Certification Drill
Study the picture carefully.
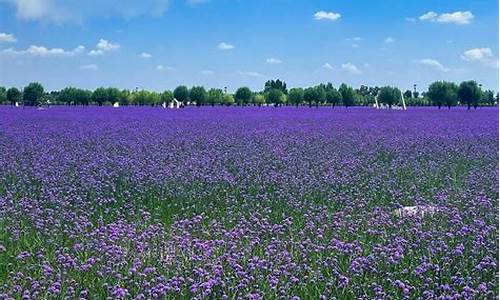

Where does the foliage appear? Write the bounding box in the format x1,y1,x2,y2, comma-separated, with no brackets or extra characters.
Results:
264,79,287,94
6,87,22,105
23,82,44,106
189,86,207,106
207,88,224,106
265,88,285,106
174,86,190,104
378,86,402,108
288,88,304,106
458,80,482,109
339,83,355,107
234,87,252,105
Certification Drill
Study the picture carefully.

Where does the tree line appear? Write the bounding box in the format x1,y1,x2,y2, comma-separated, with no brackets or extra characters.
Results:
0,79,497,109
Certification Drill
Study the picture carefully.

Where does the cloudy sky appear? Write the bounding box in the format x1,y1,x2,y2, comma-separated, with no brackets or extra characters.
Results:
0,0,498,92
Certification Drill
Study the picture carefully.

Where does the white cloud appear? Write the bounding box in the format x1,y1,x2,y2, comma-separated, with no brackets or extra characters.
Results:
0,32,17,43
3,44,84,57
419,11,438,21
322,63,334,70
384,37,395,44
88,39,120,56
238,71,264,77
461,48,498,68
156,64,173,71
415,58,449,72
341,62,361,74
314,11,341,21
96,38,120,51
4,0,170,24
140,52,152,58
80,64,98,70
266,57,282,64
88,49,104,56
217,42,234,50
200,70,214,75
419,11,474,25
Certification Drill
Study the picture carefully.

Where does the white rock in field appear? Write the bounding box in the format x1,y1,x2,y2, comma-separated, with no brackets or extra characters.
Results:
393,205,440,218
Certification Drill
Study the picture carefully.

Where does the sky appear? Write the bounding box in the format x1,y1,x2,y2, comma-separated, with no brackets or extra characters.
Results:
0,0,498,93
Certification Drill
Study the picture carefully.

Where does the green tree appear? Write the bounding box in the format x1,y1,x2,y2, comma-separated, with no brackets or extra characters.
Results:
403,90,412,100
457,80,481,109
253,94,266,106
303,87,318,107
427,81,458,109
0,87,6,104
23,82,44,106
160,90,174,105
207,88,223,106
92,87,108,105
264,79,287,94
325,88,342,108
265,89,285,106
339,83,355,107
7,87,22,105
223,93,235,106
378,86,402,108
315,85,326,107
189,86,207,106
174,85,189,105
481,90,495,106
119,90,131,105
288,88,304,107
234,87,252,106
106,88,122,105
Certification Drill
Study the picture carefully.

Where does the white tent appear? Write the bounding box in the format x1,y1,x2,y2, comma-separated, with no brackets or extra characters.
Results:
168,98,181,109
374,90,407,110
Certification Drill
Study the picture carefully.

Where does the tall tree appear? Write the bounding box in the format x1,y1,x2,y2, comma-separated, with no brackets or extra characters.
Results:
427,81,458,109
265,89,284,106
482,90,495,106
160,90,174,105
0,87,6,104
174,85,190,104
252,94,266,106
7,87,22,105
315,85,326,107
223,93,235,106
378,86,402,108
207,88,223,106
457,80,482,109
234,87,252,106
264,79,287,94
288,88,304,107
92,87,108,106
325,88,342,108
303,87,318,107
189,86,207,106
23,82,44,106
106,88,122,105
339,83,355,107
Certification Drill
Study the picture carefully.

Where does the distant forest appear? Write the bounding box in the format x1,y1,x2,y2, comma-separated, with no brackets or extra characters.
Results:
1,79,498,109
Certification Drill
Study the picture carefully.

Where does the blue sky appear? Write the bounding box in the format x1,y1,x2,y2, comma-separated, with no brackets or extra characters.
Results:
0,0,498,92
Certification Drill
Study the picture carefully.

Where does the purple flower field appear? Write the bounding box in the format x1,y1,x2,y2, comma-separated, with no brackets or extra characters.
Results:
0,106,498,299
